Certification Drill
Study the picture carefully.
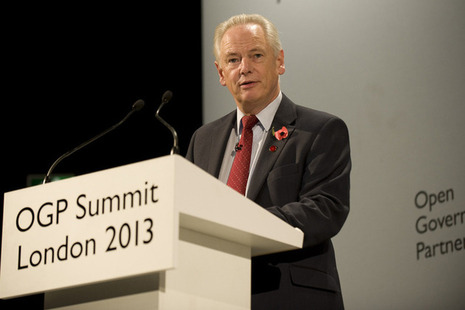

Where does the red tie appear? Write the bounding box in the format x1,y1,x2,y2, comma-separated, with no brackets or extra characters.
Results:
227,115,258,195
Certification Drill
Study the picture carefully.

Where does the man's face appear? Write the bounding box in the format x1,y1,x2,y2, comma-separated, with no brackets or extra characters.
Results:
215,24,285,115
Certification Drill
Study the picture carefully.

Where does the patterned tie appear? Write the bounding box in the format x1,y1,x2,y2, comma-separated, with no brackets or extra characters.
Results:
227,115,258,195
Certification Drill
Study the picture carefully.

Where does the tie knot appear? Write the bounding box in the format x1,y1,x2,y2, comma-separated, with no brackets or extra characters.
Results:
242,115,258,130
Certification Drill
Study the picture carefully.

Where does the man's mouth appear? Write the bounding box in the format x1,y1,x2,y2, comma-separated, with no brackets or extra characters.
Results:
240,81,257,88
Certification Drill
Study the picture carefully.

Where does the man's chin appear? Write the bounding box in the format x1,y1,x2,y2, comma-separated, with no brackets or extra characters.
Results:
236,97,270,115
238,91,261,104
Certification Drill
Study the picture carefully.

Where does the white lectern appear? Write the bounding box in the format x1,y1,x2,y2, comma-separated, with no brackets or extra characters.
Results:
0,155,303,309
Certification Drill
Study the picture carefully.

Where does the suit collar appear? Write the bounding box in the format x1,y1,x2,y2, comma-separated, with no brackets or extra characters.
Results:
270,93,297,128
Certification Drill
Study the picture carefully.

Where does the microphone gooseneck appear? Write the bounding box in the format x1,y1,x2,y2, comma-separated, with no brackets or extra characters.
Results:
155,90,179,155
43,99,145,184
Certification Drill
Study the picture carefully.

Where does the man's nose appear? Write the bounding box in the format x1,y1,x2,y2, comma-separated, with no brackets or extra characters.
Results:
240,57,252,75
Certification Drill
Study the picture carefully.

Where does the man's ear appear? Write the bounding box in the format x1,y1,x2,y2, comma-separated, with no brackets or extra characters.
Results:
277,50,285,75
215,61,227,86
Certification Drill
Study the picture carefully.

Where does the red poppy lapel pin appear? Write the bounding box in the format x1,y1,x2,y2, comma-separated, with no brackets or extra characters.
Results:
271,126,288,141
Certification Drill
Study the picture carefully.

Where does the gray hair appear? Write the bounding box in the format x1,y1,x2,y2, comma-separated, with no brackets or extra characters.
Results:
213,14,282,62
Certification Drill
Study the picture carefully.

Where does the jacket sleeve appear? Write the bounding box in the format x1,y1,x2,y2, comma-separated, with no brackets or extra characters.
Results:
266,117,351,248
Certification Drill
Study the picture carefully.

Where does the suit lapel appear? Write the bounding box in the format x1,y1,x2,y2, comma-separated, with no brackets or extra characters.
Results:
247,94,297,201
207,110,236,177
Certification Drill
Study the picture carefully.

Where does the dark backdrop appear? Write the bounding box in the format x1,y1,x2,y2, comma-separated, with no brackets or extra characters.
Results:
1,2,202,308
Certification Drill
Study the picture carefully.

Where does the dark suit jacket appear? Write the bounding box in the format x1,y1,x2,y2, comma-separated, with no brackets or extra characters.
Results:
186,94,351,310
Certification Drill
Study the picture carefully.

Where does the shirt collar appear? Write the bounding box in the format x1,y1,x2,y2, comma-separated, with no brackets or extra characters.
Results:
236,91,283,134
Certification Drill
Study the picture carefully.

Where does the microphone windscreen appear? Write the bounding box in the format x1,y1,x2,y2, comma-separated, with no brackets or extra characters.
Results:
132,99,145,111
162,90,173,103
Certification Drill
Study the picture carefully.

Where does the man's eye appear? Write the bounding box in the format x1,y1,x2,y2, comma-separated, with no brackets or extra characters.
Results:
254,54,263,59
228,58,239,64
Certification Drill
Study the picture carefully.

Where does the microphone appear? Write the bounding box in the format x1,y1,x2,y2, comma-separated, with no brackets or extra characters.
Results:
155,90,180,155
43,99,145,184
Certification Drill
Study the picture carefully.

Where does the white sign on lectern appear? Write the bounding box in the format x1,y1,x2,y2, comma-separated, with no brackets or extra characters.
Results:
1,156,179,298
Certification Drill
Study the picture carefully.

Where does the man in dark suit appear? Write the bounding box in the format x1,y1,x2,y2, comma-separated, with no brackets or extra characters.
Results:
186,14,350,310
